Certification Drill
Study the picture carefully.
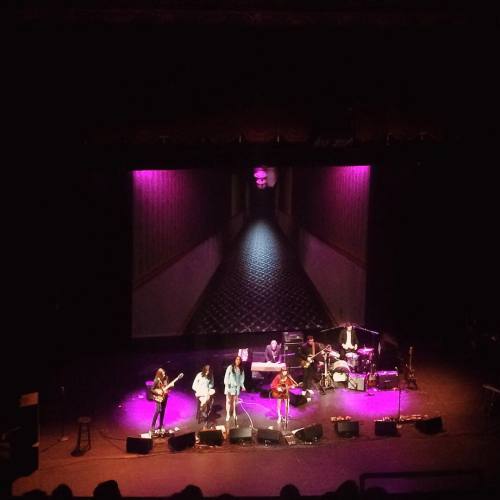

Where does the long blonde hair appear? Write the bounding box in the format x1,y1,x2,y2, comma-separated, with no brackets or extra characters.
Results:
154,368,167,382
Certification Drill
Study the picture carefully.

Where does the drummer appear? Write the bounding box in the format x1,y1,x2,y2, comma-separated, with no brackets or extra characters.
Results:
338,323,359,360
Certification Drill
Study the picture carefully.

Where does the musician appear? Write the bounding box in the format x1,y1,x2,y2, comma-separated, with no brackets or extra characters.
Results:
150,368,169,437
192,364,215,426
298,335,328,395
338,323,359,360
265,339,282,363
224,355,246,423
271,367,296,423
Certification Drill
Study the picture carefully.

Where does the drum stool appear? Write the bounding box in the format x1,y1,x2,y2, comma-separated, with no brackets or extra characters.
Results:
71,416,92,456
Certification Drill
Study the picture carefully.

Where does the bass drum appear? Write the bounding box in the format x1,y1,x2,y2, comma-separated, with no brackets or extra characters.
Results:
331,359,350,374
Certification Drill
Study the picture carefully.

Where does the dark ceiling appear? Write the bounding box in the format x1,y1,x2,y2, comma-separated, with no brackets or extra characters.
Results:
15,1,498,152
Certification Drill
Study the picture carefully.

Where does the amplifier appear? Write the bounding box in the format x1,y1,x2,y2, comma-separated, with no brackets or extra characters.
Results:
283,331,304,343
283,342,302,368
145,381,154,401
376,371,399,390
348,373,367,391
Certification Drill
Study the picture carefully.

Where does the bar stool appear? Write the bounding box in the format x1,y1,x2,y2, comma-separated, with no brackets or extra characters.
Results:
71,416,92,456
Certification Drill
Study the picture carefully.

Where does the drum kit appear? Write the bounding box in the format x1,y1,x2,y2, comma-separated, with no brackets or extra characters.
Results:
319,346,376,389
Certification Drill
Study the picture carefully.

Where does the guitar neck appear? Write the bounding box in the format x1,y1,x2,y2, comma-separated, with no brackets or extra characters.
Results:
165,375,181,390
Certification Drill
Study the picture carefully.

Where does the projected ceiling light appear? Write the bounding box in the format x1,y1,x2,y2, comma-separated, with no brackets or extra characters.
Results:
253,168,267,179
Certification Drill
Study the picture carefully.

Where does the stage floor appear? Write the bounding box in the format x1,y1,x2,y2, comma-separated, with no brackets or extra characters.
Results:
13,346,500,497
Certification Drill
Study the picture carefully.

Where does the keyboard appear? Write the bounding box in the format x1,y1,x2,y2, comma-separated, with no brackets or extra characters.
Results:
251,362,286,372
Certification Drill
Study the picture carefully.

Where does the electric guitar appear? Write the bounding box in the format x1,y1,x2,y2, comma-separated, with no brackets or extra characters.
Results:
151,373,184,403
405,347,417,388
300,345,331,368
367,363,377,388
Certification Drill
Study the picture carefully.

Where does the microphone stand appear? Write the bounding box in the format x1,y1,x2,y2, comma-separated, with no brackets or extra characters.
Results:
396,368,403,429
354,325,380,335
59,386,69,442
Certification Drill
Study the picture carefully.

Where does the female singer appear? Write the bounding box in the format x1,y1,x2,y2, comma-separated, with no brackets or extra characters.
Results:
223,355,246,423
192,364,215,426
271,367,297,424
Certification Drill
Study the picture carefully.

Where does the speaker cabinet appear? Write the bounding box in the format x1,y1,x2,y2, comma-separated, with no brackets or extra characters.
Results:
283,331,304,343
294,423,323,442
374,420,399,436
198,429,224,446
348,373,367,391
376,371,399,390
168,432,196,451
256,428,281,444
229,427,253,444
283,339,303,368
415,416,443,434
126,437,153,454
145,381,154,401
12,392,40,476
289,391,308,407
335,420,359,437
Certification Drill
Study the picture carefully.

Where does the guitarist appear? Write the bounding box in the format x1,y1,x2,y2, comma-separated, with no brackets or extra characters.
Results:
271,367,297,423
150,368,182,437
298,335,329,395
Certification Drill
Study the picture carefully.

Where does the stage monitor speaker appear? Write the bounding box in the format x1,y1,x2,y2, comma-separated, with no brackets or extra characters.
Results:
229,427,253,444
335,420,359,438
256,428,281,444
168,432,196,452
374,420,399,437
198,429,224,446
415,416,443,434
289,391,308,407
126,437,152,454
294,423,323,442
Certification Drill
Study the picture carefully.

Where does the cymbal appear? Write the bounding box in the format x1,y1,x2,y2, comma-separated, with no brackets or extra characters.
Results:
357,347,374,354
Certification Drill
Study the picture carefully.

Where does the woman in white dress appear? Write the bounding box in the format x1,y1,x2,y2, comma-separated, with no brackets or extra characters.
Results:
192,364,215,426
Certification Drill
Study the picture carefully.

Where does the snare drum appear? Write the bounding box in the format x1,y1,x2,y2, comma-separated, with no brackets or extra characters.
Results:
345,352,359,370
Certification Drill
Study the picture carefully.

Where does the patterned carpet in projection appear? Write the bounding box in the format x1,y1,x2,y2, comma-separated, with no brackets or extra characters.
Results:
185,218,332,334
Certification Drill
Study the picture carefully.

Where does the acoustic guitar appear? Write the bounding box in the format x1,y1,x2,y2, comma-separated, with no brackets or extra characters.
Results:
271,382,298,399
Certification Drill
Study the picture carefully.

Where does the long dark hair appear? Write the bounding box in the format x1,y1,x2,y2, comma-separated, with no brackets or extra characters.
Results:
231,356,242,373
201,364,213,379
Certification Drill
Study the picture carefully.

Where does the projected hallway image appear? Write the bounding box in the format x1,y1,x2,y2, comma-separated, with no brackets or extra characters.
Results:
185,218,332,335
